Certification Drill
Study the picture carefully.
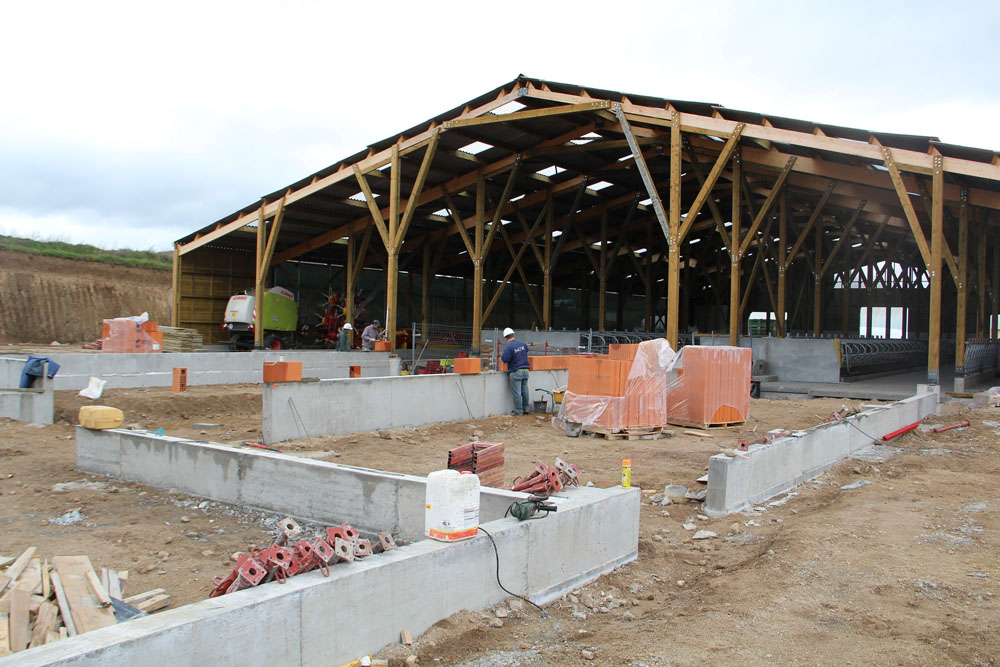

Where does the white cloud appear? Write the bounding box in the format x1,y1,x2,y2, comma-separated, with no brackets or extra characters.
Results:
1,0,998,251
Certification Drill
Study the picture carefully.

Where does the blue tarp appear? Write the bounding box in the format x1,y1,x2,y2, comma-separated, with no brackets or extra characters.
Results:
19,355,60,388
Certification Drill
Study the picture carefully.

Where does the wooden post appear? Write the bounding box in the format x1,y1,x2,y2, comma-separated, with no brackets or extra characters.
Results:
472,175,485,343
171,243,181,327
543,191,553,329
254,204,266,349
776,191,786,337
667,110,683,348
345,233,355,345
729,149,742,345
993,245,999,339
977,227,986,339
928,156,944,384
421,242,430,337
385,146,401,351
842,244,851,336
598,206,607,330
645,222,654,331
956,189,969,374
813,217,822,336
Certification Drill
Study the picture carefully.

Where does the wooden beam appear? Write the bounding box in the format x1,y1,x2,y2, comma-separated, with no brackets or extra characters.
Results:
441,100,611,129
481,156,523,254
353,166,391,248
820,200,866,276
684,142,731,250
614,105,669,240
394,132,441,250
777,191,787,337
784,182,836,268
254,205,267,349
260,196,286,282
739,156,796,256
679,124,746,241
498,221,545,325
882,145,932,269
482,208,545,321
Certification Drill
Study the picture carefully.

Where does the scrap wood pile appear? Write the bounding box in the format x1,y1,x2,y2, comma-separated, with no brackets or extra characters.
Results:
447,441,504,488
0,547,170,656
158,326,203,353
210,517,398,597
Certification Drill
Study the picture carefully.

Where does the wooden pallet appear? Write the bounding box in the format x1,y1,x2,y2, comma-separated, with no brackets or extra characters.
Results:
667,418,745,430
582,425,674,440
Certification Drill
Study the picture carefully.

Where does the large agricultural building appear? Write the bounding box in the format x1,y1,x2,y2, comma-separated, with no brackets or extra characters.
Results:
173,75,1000,387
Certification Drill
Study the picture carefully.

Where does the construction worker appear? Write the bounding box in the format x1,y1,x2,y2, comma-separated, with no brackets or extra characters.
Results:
336,322,353,351
500,327,530,415
361,320,381,351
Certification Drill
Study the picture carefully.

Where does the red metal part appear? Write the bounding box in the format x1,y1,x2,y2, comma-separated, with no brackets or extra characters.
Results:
882,421,921,441
353,539,374,558
932,419,970,433
377,532,397,552
737,429,791,451
333,538,354,563
327,522,359,545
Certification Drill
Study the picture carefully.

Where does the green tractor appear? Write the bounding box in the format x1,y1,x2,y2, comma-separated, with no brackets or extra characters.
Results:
221,287,298,351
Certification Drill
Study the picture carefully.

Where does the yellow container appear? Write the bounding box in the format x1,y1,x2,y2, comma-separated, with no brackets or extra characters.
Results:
79,406,124,430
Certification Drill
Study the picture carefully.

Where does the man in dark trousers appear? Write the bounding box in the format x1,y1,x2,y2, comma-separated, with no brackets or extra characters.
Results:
500,327,530,415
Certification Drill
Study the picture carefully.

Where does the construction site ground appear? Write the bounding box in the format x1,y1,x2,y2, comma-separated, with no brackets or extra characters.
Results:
1,386,997,665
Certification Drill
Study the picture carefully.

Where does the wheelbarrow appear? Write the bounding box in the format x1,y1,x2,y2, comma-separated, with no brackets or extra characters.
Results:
535,386,567,413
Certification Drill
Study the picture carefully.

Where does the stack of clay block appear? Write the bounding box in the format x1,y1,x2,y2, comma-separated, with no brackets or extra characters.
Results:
567,356,631,396
527,355,572,370
373,341,391,351
453,358,481,374
101,319,162,353
666,345,751,427
562,340,675,431
447,441,504,487
262,361,302,383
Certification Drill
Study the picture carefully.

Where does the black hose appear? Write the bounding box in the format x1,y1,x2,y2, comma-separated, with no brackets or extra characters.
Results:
477,526,548,618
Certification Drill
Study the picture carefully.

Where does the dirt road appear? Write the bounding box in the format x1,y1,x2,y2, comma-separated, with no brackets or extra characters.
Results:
1,387,997,664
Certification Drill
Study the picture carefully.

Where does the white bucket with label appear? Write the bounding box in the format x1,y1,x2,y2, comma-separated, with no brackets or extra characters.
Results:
425,469,480,541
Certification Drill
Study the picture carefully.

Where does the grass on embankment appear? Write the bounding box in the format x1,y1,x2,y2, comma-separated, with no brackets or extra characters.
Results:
0,234,172,270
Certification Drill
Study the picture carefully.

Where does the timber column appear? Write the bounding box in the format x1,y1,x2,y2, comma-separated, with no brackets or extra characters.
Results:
928,155,944,384
729,150,742,345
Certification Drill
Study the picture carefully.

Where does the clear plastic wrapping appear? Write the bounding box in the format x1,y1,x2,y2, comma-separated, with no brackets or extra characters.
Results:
101,314,162,353
665,345,751,426
557,339,677,431
555,342,751,432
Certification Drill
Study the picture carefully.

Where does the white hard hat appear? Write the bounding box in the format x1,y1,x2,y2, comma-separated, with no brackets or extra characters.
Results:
343,323,353,330
503,327,515,337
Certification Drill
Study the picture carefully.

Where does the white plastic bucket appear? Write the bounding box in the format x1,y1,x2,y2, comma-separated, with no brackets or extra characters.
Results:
425,469,480,541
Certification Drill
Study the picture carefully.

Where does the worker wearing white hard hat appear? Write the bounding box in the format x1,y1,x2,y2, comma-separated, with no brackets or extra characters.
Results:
336,322,354,351
500,327,530,415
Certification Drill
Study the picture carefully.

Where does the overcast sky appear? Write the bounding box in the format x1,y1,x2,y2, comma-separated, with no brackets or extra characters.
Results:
3,0,998,252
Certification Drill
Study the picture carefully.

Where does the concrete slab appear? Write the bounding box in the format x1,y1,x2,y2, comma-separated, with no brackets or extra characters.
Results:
263,370,568,444
705,392,937,515
0,359,54,423
38,427,640,667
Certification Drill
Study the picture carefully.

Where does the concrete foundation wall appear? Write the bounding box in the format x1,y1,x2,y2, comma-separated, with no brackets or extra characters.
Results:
698,335,841,383
705,392,937,515
263,370,569,444
0,358,54,423
0,351,399,391
76,428,525,542
41,427,640,667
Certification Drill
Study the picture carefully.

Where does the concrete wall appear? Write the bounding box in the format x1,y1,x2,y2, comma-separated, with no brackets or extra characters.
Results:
42,427,640,667
0,351,399,391
0,357,54,423
263,370,569,444
698,335,842,383
76,428,524,542
705,392,937,515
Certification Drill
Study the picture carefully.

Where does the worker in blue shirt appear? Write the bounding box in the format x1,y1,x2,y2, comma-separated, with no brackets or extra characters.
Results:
500,327,531,415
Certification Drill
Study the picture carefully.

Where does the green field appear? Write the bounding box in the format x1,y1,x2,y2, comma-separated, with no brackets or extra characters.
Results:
0,234,172,270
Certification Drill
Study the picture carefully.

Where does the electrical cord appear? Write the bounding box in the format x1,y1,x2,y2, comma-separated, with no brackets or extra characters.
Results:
477,527,548,618
845,418,878,442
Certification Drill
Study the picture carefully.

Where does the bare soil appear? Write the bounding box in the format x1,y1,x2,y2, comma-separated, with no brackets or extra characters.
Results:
0,249,171,344
1,387,998,665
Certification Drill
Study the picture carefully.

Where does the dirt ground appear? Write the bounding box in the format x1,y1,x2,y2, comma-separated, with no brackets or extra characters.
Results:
2,387,998,665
